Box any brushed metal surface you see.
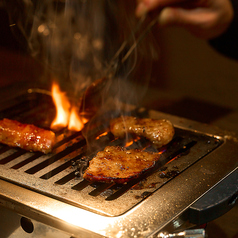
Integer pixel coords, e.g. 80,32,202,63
0,89,237,237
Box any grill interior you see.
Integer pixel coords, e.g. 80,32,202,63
0,89,223,216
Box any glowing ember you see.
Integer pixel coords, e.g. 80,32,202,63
95,131,109,140
51,82,85,131
125,139,134,147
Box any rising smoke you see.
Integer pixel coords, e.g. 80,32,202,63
5,0,159,123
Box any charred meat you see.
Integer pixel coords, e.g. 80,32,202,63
0,118,55,153
110,116,175,147
83,146,161,183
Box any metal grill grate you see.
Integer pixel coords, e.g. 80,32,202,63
0,90,223,216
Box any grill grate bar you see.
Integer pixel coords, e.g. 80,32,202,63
72,179,92,190
89,182,115,196
0,149,26,165
54,130,83,147
55,171,77,185
11,152,42,169
163,140,197,162
25,138,86,174
53,152,89,184
0,146,10,154
106,182,143,201
40,158,77,180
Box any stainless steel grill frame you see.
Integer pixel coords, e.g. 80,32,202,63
0,89,238,238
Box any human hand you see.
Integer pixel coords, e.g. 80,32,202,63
135,0,234,39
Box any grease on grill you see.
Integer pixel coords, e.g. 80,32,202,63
135,191,153,199
72,156,89,178
159,169,180,179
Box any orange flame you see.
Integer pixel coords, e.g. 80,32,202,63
68,106,84,131
51,82,85,131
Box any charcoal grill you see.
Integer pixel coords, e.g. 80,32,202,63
0,88,237,237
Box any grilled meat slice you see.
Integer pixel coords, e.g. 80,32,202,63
110,116,175,148
0,118,55,154
83,146,160,183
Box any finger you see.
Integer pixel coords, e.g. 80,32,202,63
158,7,224,39
158,7,207,26
136,0,188,17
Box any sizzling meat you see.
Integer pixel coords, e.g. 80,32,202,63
110,116,175,148
83,146,160,183
0,118,55,154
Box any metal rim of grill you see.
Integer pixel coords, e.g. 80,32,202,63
0,88,237,237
